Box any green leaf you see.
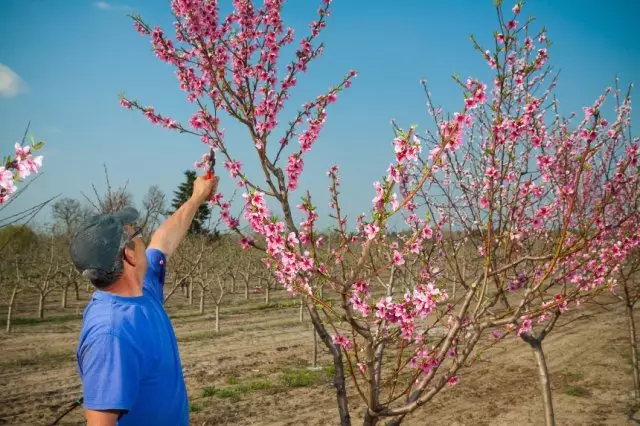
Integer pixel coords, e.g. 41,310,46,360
32,141,45,151
494,0,503,7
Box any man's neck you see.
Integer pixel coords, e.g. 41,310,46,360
103,277,143,297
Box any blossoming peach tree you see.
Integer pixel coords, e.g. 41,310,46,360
0,137,44,205
121,1,639,424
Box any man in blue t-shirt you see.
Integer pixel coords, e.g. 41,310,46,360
70,172,218,426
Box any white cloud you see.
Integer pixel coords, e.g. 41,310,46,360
0,64,27,98
93,1,131,11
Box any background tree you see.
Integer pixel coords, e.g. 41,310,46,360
169,170,211,235
0,225,38,332
140,185,167,237
51,197,83,237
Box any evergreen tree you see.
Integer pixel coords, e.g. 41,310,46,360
170,170,211,235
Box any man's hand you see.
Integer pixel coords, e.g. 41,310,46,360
191,174,219,204
148,172,220,258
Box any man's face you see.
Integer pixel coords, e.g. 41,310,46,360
124,224,147,281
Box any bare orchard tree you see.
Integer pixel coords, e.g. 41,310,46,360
140,185,167,238
51,197,84,238
2,259,25,333
82,164,133,215
614,251,640,399
163,235,206,304
26,235,60,319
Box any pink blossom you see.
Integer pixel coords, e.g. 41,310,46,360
224,159,243,178
447,376,459,386
332,335,353,350
392,250,405,266
364,223,379,240
240,237,253,250
517,318,532,337
0,167,16,193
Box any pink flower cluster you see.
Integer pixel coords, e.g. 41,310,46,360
374,282,448,341
0,143,44,204
242,190,320,295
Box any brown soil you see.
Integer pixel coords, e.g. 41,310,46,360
0,286,638,425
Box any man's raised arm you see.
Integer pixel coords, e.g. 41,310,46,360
148,174,218,257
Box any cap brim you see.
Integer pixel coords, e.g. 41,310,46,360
113,207,139,224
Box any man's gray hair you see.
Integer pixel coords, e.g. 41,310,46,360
82,229,135,289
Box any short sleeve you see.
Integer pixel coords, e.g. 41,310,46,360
78,333,141,411
143,248,166,303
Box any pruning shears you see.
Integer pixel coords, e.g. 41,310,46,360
206,148,216,180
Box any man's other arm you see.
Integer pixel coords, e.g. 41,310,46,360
85,409,120,426
148,174,218,258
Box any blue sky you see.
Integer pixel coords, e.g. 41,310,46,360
1,0,638,231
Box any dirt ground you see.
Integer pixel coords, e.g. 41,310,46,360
1,284,639,426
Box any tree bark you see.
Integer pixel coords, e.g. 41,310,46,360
627,303,640,399
61,286,68,309
265,282,270,305
38,293,45,319
189,281,194,305
524,336,555,426
74,281,80,301
309,305,350,425
299,297,304,322
363,411,379,426
215,304,220,333
199,288,205,314
312,327,318,368
6,285,18,333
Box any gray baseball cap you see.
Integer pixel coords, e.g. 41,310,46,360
70,207,139,274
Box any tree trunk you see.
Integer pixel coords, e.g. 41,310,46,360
312,327,318,368
265,282,270,305
189,281,194,305
215,304,220,333
627,303,640,399
244,281,249,300
363,411,379,426
6,285,18,333
309,307,350,425
61,286,68,309
525,337,555,426
74,281,80,301
231,276,236,293
199,288,205,314
299,297,304,322
38,293,45,319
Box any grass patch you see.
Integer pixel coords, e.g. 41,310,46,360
189,403,202,412
565,371,585,381
255,300,299,311
201,386,216,397
564,385,590,397
215,388,241,400
237,379,274,393
177,329,233,343
281,365,333,388
0,314,80,327
200,375,276,403
0,349,75,369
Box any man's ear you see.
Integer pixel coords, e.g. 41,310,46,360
122,245,137,267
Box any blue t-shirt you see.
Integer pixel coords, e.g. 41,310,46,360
76,249,188,425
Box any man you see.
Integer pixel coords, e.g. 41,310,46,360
70,173,218,426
